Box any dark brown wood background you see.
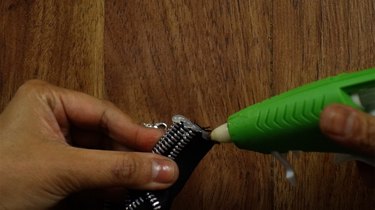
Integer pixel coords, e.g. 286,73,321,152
1,0,374,209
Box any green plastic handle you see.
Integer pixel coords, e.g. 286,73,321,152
227,68,375,154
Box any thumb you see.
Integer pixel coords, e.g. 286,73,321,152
320,104,375,156
59,148,178,192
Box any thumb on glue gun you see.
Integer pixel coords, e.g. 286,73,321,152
320,104,375,157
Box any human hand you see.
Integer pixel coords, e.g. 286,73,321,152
0,80,178,209
320,104,375,156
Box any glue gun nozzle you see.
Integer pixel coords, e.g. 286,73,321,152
210,123,231,143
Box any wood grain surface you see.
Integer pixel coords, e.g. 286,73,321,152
0,0,104,109
105,1,375,210
0,0,374,209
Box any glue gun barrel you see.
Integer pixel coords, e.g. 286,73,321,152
210,68,375,154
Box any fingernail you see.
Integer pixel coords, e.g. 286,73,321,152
322,106,358,140
152,159,177,184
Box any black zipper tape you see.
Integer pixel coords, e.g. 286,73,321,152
105,116,216,210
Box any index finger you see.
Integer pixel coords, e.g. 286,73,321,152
28,81,163,151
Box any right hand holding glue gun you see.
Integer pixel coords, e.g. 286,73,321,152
210,69,375,184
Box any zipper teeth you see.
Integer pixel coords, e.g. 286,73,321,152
167,129,194,160
152,122,183,155
125,192,162,210
152,122,196,159
125,122,199,210
125,196,145,210
147,192,162,210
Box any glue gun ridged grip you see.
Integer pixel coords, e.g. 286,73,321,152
228,69,375,154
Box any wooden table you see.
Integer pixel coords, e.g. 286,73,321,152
1,0,374,209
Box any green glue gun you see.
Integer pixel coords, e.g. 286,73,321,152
211,68,375,184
